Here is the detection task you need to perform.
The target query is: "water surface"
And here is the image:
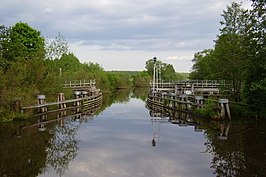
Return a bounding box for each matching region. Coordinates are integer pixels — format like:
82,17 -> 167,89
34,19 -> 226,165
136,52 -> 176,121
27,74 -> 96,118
0,90 -> 265,177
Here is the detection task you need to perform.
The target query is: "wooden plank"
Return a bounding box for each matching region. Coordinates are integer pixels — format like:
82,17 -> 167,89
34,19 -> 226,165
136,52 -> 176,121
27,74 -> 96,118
21,98 -> 82,109
21,94 -> 102,110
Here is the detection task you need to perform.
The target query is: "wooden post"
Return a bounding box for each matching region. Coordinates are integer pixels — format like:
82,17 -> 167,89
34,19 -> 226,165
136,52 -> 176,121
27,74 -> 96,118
13,98 -> 22,112
191,83 -> 195,95
58,93 -> 66,109
195,96 -> 204,109
74,91 -> 81,112
57,111 -> 66,127
218,120 -> 231,140
179,94 -> 188,110
218,99 -> 231,119
81,91 -> 88,98
37,95 -> 47,113
38,115 -> 47,132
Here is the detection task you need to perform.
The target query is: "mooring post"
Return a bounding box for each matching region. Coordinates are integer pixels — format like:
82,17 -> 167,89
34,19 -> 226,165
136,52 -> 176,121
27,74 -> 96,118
37,95 -> 47,113
58,93 -> 66,109
57,111 -> 66,127
169,92 -> 176,108
38,115 -> 47,132
218,120 -> 231,140
74,91 -> 81,106
191,83 -> 195,95
13,98 -> 22,112
81,91 -> 88,98
195,96 -> 204,109
179,94 -> 188,110
218,99 -> 231,119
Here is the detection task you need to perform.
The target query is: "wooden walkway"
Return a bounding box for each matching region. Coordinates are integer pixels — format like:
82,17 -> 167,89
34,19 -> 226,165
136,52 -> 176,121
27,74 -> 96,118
21,79 -> 103,115
63,79 -> 96,91
21,93 -> 102,114
150,80 -> 232,95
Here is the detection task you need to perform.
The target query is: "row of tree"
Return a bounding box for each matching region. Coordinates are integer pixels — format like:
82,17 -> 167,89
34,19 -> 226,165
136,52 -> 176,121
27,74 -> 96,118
0,22 -> 133,121
0,22 -> 186,121
190,1 -> 265,115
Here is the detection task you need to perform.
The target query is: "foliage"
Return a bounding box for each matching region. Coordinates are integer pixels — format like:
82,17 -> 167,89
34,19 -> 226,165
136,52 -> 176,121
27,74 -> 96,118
132,71 -> 151,88
190,49 -> 215,80
243,0 -> 266,112
194,99 -> 220,118
145,58 -> 178,81
1,22 -> 45,62
45,33 -> 69,60
190,1 -> 266,114
220,2 -> 249,35
0,22 -> 141,121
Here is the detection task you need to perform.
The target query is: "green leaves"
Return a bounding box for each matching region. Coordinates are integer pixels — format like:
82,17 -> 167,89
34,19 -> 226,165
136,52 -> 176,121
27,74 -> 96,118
190,1 -> 266,107
145,58 -> 178,81
45,33 -> 69,60
2,22 -> 45,61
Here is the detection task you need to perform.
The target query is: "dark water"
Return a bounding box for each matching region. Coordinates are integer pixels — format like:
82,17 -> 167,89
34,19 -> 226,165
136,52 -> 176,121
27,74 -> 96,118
0,89 -> 266,177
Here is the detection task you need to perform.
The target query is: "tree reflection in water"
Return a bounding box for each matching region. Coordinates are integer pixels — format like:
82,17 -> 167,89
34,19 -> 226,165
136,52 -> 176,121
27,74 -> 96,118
44,118 -> 79,176
147,104 -> 266,177
204,118 -> 266,177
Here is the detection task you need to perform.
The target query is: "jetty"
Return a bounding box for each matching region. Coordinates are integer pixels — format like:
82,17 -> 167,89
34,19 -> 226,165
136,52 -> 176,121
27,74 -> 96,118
21,79 -> 103,116
147,58 -> 232,119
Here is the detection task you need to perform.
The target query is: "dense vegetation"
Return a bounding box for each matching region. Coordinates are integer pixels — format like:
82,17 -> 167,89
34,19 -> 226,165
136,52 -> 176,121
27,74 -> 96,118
190,1 -> 265,116
0,22 -> 186,122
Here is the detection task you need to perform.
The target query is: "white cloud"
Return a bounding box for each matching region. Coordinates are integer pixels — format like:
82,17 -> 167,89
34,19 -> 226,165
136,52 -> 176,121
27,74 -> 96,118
166,56 -> 191,61
42,8 -> 52,13
0,0 -> 252,71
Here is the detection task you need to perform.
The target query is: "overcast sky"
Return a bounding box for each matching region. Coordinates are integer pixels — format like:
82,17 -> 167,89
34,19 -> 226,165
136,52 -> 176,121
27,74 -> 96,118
1,0 -> 252,72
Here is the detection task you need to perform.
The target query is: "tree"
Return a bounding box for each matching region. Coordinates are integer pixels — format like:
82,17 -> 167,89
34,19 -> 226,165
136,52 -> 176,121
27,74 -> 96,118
132,71 -> 151,88
0,25 -> 10,58
213,33 -> 247,101
145,58 -> 177,81
45,33 -> 69,60
244,0 -> 266,113
145,58 -> 162,76
190,2 -> 249,101
161,64 -> 176,81
55,53 -> 80,75
190,49 -> 215,80
220,2 -> 249,35
0,25 -> 11,71
2,22 -> 45,61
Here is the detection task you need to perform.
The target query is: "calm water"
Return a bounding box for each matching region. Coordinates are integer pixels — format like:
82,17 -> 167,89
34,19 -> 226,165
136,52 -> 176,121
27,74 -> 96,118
0,90 -> 266,177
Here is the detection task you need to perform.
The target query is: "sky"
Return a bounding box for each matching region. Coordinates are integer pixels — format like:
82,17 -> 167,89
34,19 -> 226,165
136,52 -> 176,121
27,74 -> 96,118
0,0 -> 252,72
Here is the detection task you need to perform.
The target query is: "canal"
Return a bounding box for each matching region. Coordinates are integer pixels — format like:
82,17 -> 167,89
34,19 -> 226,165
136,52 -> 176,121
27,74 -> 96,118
0,89 -> 266,177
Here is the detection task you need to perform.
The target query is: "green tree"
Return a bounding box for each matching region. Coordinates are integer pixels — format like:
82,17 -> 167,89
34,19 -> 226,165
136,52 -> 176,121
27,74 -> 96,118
145,58 -> 177,81
45,33 -> 69,60
56,53 -> 80,76
190,49 -> 215,80
244,0 -> 266,113
220,2 -> 249,35
213,33 -> 247,101
161,64 -> 177,81
190,2 -> 249,101
145,58 -> 162,76
132,71 -> 151,88
2,22 -> 45,61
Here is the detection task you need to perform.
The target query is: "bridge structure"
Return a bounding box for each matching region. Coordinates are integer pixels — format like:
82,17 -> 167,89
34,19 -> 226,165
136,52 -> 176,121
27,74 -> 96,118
147,57 -> 232,120
150,80 -> 232,96
63,79 -> 97,91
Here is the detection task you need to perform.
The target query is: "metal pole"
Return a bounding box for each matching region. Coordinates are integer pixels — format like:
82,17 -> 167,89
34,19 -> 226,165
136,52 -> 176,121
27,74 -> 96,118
152,57 -> 157,93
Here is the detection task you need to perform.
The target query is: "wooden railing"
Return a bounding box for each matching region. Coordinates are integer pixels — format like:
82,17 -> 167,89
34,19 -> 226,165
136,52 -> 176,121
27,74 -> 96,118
63,79 -> 96,88
21,93 -> 103,115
